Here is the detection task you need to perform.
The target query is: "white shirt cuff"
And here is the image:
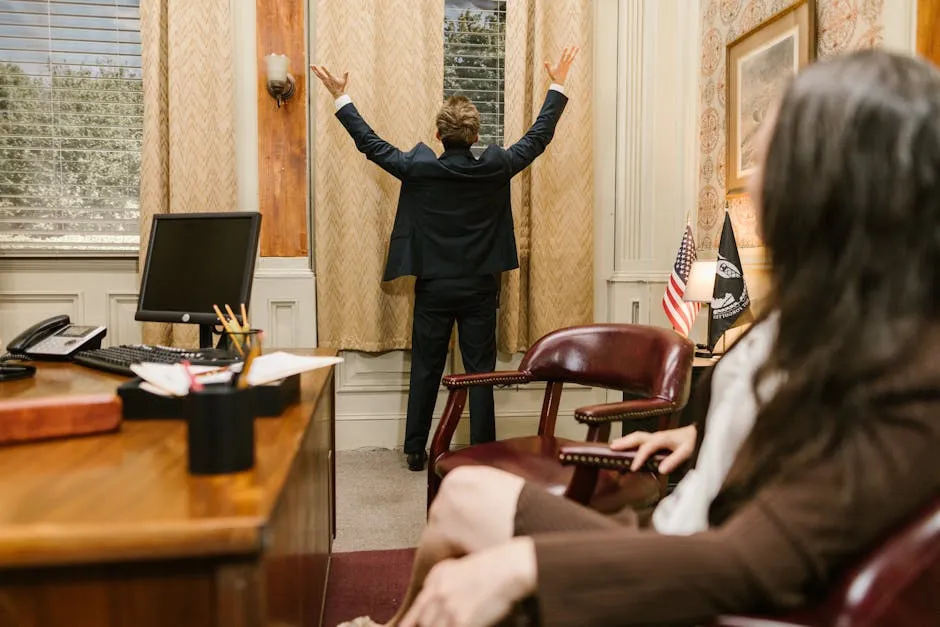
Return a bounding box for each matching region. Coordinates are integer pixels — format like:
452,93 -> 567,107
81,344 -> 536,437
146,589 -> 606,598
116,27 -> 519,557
334,94 -> 352,112
549,83 -> 565,95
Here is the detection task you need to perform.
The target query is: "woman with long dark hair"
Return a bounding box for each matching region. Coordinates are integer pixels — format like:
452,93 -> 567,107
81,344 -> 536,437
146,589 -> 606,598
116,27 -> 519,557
341,49 -> 940,627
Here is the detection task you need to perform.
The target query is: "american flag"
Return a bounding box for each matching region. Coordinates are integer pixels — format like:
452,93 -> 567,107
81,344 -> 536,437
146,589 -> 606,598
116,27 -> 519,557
662,225 -> 700,336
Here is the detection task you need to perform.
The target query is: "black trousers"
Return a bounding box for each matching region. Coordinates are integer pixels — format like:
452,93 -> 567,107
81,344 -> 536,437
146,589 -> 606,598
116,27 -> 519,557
403,275 -> 498,455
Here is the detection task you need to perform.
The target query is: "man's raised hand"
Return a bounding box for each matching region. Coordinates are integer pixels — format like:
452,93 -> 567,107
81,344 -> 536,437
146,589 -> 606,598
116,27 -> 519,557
310,65 -> 349,99
543,46 -> 580,86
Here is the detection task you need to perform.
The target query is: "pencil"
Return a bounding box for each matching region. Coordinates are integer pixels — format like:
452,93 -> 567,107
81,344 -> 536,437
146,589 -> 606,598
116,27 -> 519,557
240,303 -> 249,330
213,304 -> 232,332
237,333 -> 263,389
224,304 -> 242,332
213,303 -> 245,357
225,303 -> 249,354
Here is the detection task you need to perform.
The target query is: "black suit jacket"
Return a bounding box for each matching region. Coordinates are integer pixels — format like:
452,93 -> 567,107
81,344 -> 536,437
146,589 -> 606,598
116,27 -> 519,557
335,89 -> 569,281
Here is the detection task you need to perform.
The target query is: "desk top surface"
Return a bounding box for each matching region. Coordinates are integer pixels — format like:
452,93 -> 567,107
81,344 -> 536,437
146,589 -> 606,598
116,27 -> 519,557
693,355 -> 720,368
0,351 -> 336,569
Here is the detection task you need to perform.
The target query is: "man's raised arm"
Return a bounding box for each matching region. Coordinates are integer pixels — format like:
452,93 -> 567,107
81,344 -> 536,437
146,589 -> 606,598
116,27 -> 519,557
505,46 -> 580,176
311,64 -> 410,180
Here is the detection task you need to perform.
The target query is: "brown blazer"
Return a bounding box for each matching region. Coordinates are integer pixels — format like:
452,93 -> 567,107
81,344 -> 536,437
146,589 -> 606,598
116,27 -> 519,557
529,330 -> 940,626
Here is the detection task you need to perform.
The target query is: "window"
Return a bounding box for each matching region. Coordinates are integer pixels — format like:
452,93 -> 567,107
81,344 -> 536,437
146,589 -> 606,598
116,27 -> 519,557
443,0 -> 505,149
0,0 -> 142,256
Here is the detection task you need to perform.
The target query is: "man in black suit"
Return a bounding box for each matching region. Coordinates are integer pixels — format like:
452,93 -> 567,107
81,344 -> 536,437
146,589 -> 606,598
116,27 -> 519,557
312,47 -> 578,471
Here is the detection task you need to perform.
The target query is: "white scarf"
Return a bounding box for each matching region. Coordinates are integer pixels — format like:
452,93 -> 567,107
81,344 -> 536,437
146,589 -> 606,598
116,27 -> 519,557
652,314 -> 782,535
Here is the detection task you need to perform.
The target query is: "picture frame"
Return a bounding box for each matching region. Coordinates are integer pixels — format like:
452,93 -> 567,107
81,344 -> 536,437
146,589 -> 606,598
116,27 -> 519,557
726,0 -> 816,194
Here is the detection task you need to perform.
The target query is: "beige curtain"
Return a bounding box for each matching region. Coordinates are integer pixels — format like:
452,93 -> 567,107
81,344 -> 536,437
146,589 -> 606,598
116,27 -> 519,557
139,0 -> 238,347
314,1 -> 444,351
499,0 -> 594,353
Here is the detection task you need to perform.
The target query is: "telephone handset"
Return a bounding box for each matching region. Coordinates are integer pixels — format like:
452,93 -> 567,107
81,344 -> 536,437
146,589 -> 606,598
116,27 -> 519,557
5,315 -> 107,361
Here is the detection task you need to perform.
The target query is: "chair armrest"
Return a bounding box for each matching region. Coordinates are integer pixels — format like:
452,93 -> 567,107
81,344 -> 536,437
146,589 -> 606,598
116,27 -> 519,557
441,371 -> 532,389
573,398 -> 678,425
559,442 -> 667,473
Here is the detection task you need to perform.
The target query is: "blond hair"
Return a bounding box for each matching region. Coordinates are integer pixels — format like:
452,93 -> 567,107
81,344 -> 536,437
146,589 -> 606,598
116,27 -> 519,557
436,96 -> 480,147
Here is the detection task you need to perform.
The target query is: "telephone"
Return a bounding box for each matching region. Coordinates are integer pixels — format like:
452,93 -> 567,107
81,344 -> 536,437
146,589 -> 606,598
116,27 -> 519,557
5,315 -> 107,361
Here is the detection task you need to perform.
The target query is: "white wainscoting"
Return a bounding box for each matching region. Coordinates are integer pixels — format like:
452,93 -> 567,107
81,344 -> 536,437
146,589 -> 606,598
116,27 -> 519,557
0,291 -> 83,337
333,329 -> 610,450
334,359 -> 607,451
106,291 -> 142,347
251,257 -> 317,349
0,257 -> 317,354
0,259 -> 138,348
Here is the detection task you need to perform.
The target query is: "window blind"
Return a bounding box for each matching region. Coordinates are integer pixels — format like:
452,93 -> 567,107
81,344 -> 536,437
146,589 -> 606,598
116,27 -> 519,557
0,0 -> 142,256
443,0 -> 505,149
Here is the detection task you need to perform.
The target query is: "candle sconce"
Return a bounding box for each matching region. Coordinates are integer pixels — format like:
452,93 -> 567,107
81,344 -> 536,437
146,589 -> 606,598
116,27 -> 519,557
264,53 -> 295,108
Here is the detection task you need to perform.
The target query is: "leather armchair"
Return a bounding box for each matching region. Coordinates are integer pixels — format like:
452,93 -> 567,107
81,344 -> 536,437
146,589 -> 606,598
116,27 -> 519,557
559,443 -> 940,626
427,323 -> 694,511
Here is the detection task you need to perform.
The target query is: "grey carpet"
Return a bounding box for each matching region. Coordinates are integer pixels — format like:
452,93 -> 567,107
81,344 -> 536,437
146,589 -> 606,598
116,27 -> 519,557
333,448 -> 426,553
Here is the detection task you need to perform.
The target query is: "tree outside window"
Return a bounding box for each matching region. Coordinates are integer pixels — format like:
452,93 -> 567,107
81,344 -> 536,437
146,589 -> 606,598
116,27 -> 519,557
443,0 -> 506,149
0,0 -> 142,255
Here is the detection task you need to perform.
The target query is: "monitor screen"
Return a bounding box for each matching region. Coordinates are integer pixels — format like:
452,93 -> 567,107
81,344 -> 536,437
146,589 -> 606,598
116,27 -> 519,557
136,212 -> 261,325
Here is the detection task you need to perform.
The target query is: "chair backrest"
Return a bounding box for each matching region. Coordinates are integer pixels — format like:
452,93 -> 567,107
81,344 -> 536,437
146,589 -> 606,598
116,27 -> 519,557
518,324 -> 694,402
713,495 -> 940,627
827,494 -> 940,625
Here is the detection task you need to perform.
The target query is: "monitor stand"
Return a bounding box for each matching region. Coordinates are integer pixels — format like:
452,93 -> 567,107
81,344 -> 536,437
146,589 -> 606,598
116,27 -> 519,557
199,324 -> 216,350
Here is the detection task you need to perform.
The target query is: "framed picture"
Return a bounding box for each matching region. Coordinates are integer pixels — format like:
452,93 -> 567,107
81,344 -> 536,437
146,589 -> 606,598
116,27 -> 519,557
726,0 -> 816,194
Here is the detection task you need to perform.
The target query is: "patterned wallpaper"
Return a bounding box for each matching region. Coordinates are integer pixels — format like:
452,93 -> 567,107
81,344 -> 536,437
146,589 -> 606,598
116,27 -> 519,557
697,0 -> 885,248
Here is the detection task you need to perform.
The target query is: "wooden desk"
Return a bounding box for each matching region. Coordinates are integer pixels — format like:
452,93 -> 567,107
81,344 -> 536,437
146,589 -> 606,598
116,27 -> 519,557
0,353 -> 336,627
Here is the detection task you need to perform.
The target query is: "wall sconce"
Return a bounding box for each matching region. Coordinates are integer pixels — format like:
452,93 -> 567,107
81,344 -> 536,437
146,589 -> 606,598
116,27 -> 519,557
264,53 -> 295,108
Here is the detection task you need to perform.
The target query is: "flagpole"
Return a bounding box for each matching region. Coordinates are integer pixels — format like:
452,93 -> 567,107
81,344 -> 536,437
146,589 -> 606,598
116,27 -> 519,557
690,208 -> 712,355
686,208 -> 709,355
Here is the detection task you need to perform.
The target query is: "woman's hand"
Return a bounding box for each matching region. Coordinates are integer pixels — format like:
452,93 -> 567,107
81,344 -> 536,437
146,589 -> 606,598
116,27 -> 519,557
543,46 -> 579,85
310,64 -> 348,99
400,538 -> 537,627
610,424 -> 697,473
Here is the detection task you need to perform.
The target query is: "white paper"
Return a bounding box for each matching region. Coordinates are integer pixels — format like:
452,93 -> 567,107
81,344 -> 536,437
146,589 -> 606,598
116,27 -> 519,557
139,380 -> 173,397
244,351 -> 344,387
130,362 -> 192,396
130,353 -> 343,396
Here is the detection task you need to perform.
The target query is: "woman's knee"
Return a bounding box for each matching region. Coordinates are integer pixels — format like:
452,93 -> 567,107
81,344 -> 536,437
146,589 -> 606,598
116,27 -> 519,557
428,466 -> 526,550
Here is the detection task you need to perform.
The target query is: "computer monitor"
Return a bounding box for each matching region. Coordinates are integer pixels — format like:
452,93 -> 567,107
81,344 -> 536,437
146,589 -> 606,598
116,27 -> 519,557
136,212 -> 262,348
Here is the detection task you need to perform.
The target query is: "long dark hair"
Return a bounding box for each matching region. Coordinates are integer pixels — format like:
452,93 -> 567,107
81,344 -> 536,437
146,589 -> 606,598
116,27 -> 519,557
711,50 -> 940,522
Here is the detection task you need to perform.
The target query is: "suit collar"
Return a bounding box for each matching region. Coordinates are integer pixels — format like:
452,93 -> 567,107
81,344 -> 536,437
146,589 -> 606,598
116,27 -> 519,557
440,145 -> 475,160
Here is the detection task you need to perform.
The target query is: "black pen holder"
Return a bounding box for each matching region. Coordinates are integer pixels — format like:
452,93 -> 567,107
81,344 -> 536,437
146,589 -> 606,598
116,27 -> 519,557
185,385 -> 255,475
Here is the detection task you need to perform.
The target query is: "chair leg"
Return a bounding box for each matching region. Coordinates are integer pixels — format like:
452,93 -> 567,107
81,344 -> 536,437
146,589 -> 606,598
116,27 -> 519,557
564,465 -> 600,505
585,423 -> 611,443
427,388 -> 468,511
427,470 -> 442,516
537,382 -> 563,436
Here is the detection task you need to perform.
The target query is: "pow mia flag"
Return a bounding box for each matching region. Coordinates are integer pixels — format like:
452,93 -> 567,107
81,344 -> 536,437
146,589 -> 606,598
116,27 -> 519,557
708,212 -> 750,349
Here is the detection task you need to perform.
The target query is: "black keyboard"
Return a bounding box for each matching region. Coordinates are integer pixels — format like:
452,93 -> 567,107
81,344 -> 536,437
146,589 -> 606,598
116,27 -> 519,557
73,344 -> 240,377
